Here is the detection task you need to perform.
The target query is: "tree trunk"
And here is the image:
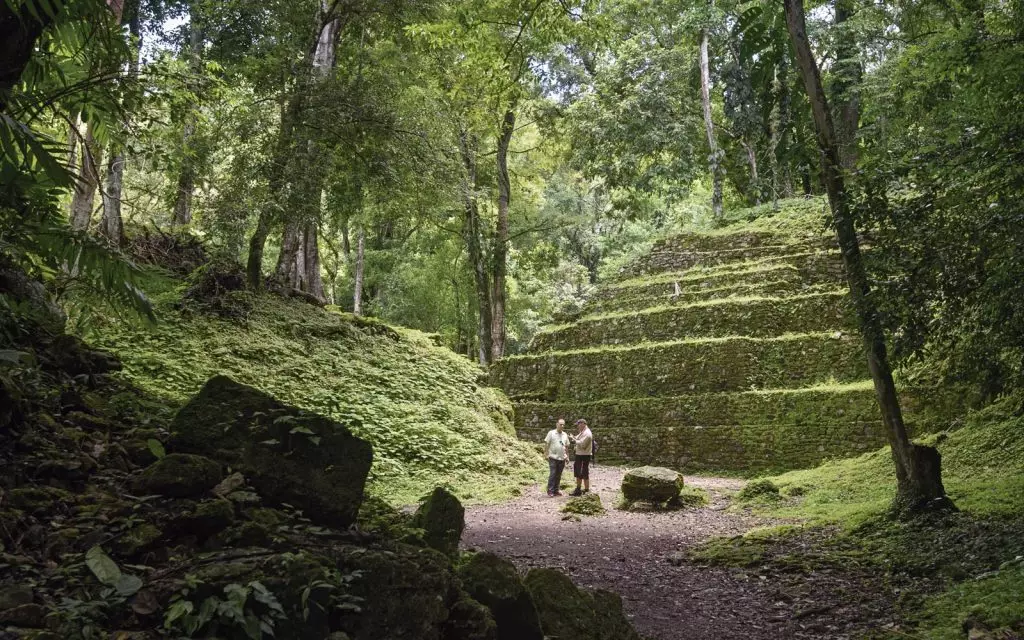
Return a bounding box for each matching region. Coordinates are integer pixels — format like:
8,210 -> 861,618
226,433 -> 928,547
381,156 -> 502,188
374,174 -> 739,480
491,109 -> 515,362
0,2 -> 57,113
742,139 -> 759,205
247,92 -> 298,288
783,0 -> 950,514
353,228 -> 365,316
302,220 -> 324,301
699,13 -> 724,220
98,153 -> 124,244
70,126 -> 102,231
99,7 -> 139,247
275,221 -> 303,290
459,130 -> 492,365
172,8 -> 203,227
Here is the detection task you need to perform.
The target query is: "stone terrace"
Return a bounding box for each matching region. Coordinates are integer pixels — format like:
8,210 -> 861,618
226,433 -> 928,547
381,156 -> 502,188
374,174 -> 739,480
490,228 -> 944,473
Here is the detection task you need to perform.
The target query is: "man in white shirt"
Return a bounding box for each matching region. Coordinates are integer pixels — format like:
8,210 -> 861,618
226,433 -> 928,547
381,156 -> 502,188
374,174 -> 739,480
569,418 -> 593,497
544,418 -> 570,497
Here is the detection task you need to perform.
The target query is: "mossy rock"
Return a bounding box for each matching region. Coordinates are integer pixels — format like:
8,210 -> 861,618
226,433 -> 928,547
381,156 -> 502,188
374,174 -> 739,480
132,453 -> 222,498
523,568 -> 641,640
736,479 -> 781,502
410,487 -> 465,557
443,592 -> 498,640
171,498 -> 236,540
561,493 -> 605,516
7,486 -> 74,515
333,543 -> 455,640
169,375 -> 373,528
457,552 -> 543,640
621,466 -> 683,505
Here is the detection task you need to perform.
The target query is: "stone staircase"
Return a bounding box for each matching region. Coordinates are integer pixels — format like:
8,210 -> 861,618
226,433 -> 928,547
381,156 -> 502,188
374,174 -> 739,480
490,229 -> 944,473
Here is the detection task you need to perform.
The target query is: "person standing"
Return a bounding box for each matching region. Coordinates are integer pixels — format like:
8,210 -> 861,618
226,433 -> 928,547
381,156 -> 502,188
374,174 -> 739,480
544,418 -> 570,497
570,419 -> 593,497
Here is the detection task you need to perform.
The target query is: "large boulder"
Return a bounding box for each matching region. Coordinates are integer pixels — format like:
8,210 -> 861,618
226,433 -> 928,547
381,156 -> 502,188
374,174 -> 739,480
411,487 -> 465,557
457,552 -> 543,640
169,375 -> 372,528
621,466 -> 683,505
132,453 -> 223,498
523,568 -> 641,640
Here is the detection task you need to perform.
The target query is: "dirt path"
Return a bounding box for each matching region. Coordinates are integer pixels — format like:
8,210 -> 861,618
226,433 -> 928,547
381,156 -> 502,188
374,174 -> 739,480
462,466 -> 892,640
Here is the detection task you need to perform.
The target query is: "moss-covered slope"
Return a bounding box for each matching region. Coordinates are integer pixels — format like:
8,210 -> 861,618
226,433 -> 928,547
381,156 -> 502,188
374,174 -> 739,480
88,286 -> 541,506
491,197 -> 950,472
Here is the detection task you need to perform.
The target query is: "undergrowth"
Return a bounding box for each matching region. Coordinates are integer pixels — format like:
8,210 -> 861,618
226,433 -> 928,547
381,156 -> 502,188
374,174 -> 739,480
693,394 -> 1024,637
83,275 -> 541,506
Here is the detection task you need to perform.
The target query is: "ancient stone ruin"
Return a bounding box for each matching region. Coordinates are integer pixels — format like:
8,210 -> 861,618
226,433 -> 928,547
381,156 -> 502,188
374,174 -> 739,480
492,230 -> 947,473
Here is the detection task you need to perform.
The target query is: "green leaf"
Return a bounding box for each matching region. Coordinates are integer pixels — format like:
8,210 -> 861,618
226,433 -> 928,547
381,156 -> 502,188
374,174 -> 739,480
86,545 -> 122,586
115,573 -> 143,597
146,439 -> 166,459
290,425 -> 315,435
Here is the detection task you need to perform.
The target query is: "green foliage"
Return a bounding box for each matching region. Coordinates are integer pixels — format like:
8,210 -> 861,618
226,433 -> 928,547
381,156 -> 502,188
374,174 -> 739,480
164,579 -> 286,639
87,289 -> 540,505
916,560 -> 1024,640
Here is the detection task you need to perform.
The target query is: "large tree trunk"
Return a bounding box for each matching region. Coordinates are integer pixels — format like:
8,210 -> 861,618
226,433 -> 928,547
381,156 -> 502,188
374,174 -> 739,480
742,139 -> 759,205
70,126 -> 102,230
0,2 -> 57,113
353,228 -> 365,316
172,7 -> 203,227
783,0 -> 950,514
832,0 -> 862,172
490,109 -> 515,362
271,3 -> 336,299
459,130 -> 492,365
699,10 -> 724,221
302,220 -> 324,301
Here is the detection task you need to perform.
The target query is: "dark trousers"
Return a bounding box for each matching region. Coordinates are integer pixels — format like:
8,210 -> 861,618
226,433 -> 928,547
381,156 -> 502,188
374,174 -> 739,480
547,457 -> 566,494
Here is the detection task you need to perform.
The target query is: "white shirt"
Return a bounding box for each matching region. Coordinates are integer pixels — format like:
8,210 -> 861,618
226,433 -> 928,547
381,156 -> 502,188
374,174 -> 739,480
544,429 -> 570,460
574,427 -> 593,455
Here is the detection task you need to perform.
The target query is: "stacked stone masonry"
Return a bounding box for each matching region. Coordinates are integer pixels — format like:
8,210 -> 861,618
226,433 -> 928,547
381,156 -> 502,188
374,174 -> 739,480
491,227 -> 946,473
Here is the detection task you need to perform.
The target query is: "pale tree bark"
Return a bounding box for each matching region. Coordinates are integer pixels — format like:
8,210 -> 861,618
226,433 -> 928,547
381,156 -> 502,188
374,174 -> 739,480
459,130 -> 492,365
70,127 -> 102,230
98,153 -> 124,243
490,109 -> 515,362
783,0 -> 950,514
699,11 -> 724,220
353,228 -> 365,316
99,6 -> 140,246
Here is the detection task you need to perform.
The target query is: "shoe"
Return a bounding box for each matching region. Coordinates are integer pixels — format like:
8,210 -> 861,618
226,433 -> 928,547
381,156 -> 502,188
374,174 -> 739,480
547,490 -> 554,497
569,489 -> 582,497
554,491 -> 563,496
582,489 -> 589,494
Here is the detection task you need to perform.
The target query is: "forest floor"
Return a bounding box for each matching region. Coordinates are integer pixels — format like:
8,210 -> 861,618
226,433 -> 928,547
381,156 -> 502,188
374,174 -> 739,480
462,466 -> 902,640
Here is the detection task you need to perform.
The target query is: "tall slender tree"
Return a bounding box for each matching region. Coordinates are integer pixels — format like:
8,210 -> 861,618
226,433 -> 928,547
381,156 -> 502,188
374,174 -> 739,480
782,0 -> 949,513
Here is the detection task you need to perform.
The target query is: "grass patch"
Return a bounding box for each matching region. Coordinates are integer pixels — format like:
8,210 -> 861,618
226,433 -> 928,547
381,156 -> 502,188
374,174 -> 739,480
84,283 -> 542,507
915,561 -> 1024,639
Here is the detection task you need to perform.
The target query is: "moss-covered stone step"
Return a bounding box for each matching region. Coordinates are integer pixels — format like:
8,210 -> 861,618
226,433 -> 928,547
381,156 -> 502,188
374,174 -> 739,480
607,249 -> 846,292
625,244 -> 810,278
533,291 -> 851,352
491,333 -> 868,402
586,280 -> 835,315
511,385 -> 950,473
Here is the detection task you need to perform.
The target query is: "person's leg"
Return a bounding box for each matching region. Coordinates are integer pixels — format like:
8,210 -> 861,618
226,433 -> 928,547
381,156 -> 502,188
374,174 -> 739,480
582,457 -> 591,492
554,459 -> 565,495
546,458 -> 557,496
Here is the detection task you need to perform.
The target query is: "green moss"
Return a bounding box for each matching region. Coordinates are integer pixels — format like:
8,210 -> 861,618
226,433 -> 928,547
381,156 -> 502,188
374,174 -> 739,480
561,493 -> 605,516
84,291 -> 541,507
915,563 -> 1024,639
677,485 -> 710,508
531,291 -> 852,351
736,479 -> 781,502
